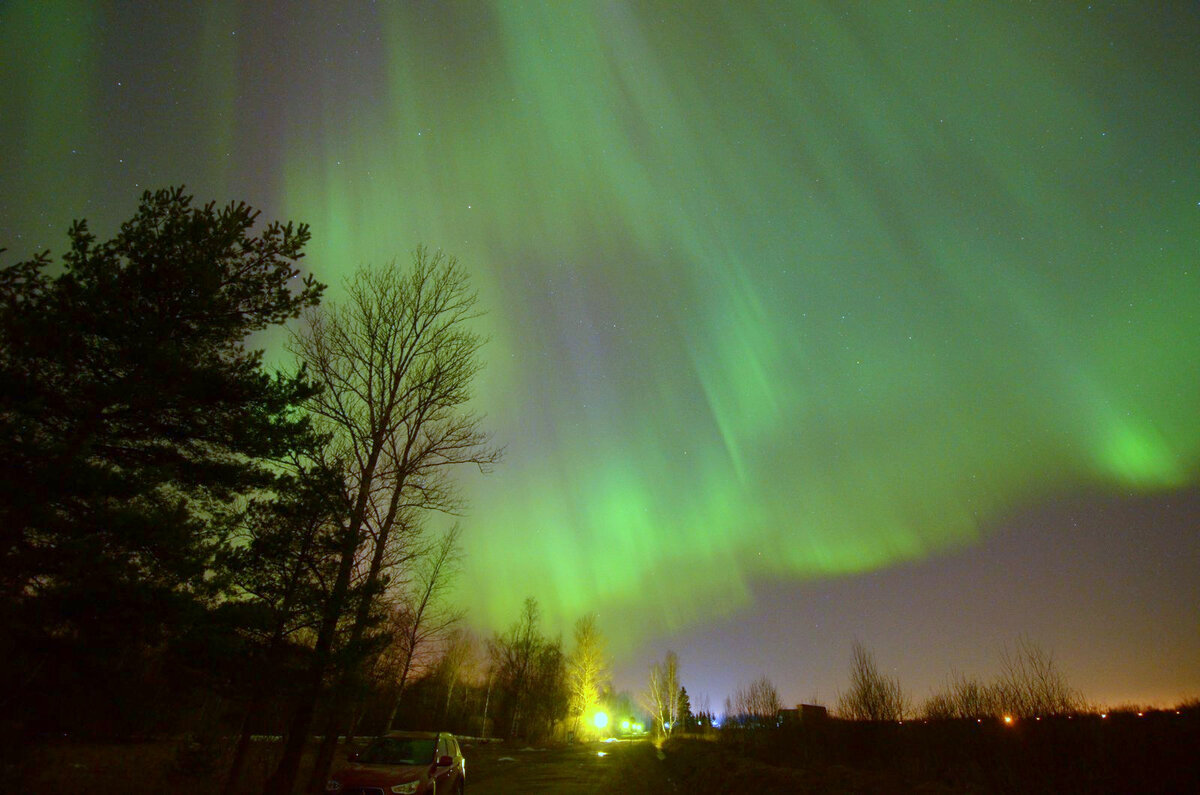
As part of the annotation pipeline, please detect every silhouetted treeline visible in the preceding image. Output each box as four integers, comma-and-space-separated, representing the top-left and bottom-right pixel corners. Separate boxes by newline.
707, 642, 1194, 791
334, 597, 616, 745
681, 708, 1200, 793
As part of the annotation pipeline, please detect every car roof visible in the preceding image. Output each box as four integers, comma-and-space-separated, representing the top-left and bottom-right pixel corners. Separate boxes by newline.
381, 731, 445, 740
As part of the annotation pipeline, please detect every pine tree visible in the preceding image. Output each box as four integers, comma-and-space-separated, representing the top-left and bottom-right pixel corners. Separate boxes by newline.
0, 187, 324, 732
677, 685, 693, 732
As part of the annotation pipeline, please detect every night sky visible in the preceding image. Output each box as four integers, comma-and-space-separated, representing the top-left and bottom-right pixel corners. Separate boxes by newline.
3, 2, 1197, 710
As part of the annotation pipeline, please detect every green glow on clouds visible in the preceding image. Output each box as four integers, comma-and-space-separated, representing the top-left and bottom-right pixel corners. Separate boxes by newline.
3, 2, 1196, 650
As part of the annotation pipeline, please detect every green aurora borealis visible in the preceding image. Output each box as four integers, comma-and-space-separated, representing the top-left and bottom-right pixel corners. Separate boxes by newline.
3, 2, 1198, 703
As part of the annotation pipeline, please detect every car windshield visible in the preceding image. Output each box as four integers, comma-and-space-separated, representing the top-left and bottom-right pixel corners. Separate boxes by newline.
360, 738, 437, 765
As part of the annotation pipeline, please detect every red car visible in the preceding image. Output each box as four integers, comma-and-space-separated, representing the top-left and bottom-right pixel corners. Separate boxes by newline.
325, 731, 466, 795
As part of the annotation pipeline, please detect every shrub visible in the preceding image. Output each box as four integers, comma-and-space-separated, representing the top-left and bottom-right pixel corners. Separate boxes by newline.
992, 637, 1083, 717
836, 642, 909, 721
920, 639, 1084, 720
724, 675, 782, 729
921, 672, 998, 720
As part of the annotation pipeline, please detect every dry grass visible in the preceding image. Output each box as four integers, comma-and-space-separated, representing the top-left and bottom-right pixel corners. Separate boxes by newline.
15, 737, 352, 794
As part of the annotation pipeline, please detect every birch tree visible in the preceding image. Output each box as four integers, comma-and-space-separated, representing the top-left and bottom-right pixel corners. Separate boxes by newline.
642, 651, 680, 738
566, 613, 609, 737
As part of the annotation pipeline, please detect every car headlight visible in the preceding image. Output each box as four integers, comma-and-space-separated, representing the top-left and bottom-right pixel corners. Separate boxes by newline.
390, 782, 419, 794
325, 781, 342, 792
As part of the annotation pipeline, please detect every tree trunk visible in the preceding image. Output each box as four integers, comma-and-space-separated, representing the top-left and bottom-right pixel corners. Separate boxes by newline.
305, 705, 347, 794
262, 659, 322, 795
443, 678, 456, 722
226, 511, 320, 795
344, 699, 366, 745
262, 518, 361, 795
222, 692, 260, 795
305, 491, 402, 793
264, 437, 385, 795
481, 673, 492, 740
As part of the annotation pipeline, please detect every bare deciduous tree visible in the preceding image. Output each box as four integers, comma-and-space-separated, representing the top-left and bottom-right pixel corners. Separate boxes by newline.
920, 639, 1084, 720
526, 639, 569, 740
836, 641, 910, 721
267, 249, 499, 795
642, 651, 680, 738
992, 637, 1083, 718
381, 523, 466, 730
434, 628, 478, 723
488, 597, 566, 740
726, 675, 782, 728
921, 671, 995, 720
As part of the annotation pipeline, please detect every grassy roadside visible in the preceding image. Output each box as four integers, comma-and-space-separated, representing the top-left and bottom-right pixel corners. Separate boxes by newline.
657, 711, 1200, 794
656, 737, 926, 794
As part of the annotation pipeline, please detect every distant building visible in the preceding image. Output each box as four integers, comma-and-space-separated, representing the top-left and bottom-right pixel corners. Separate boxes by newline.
777, 703, 828, 724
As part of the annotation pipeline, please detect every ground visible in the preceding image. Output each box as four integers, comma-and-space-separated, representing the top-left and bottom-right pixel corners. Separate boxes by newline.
16, 715, 1199, 793
15, 737, 673, 794
464, 738, 667, 793
460, 737, 926, 794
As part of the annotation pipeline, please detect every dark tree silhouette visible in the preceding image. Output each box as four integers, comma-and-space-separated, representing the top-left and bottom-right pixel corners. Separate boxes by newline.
267, 249, 498, 795
219, 460, 347, 794
487, 597, 567, 741
0, 187, 324, 734
724, 675, 781, 730
836, 641, 910, 721
677, 685, 693, 732
380, 524, 466, 733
